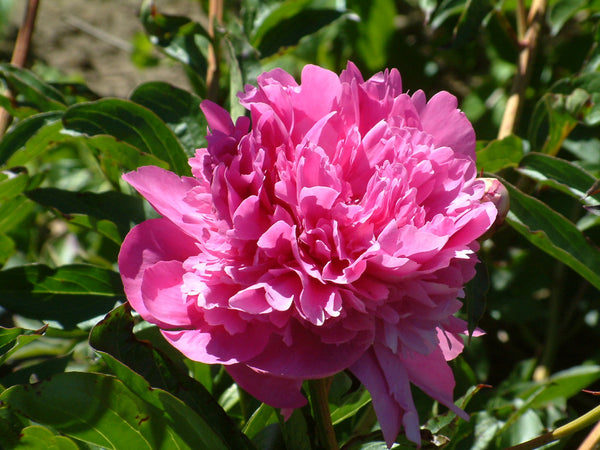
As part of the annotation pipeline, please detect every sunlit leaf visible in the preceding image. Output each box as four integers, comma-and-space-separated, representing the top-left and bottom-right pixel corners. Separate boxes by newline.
0, 234, 15, 266
250, 0, 346, 58
224, 38, 247, 121
90, 304, 255, 450
67, 215, 122, 245
548, 0, 588, 36
529, 73, 600, 155
0, 197, 36, 234
139, 0, 210, 94
0, 371, 229, 449
63, 98, 191, 176
518, 152, 600, 206
501, 177, 600, 290
83, 134, 170, 186
527, 365, 600, 408
350, 0, 396, 71
0, 326, 47, 364
243, 403, 277, 439
0, 64, 66, 112
130, 81, 207, 155
11, 425, 80, 450
0, 112, 63, 166
476, 135, 524, 173
330, 388, 371, 425
0, 171, 29, 201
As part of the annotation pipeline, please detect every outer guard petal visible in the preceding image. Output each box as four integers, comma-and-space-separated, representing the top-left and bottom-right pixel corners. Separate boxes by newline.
226, 363, 306, 409
118, 218, 198, 328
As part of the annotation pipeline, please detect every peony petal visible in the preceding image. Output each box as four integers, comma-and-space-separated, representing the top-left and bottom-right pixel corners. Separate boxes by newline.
123, 166, 208, 240
246, 319, 374, 378
401, 347, 469, 420
119, 218, 198, 326
229, 286, 272, 314
201, 100, 235, 134
415, 91, 476, 160
231, 195, 268, 240
226, 363, 306, 409
140, 260, 194, 328
161, 319, 272, 365
350, 346, 421, 447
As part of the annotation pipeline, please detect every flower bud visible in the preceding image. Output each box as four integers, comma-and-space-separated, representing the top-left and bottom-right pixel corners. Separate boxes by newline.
479, 178, 510, 238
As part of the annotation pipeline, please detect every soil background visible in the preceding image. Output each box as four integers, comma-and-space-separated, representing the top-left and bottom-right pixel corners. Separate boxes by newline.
2, 0, 205, 98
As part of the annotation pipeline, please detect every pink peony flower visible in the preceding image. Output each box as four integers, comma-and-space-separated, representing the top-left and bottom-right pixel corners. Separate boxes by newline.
119, 62, 498, 447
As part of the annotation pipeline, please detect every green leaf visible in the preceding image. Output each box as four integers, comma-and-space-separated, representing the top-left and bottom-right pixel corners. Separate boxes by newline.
0, 93, 39, 119
11, 425, 80, 450
431, 0, 468, 29
25, 188, 145, 238
495, 366, 600, 445
419, 0, 438, 22
224, 38, 246, 121
350, 0, 397, 71
0, 233, 15, 266
89, 304, 255, 450
529, 73, 600, 155
243, 403, 277, 439
498, 409, 544, 448
527, 365, 600, 408
0, 264, 122, 329
531, 90, 587, 155
453, 0, 493, 47
330, 388, 371, 426
0, 404, 28, 447
62, 98, 191, 176
0, 354, 72, 388
476, 134, 524, 173
0, 197, 36, 234
279, 409, 311, 450
67, 215, 122, 245
49, 82, 101, 105
426, 384, 488, 435
0, 64, 66, 112
518, 152, 600, 206
250, 0, 346, 58
0, 326, 47, 362
83, 135, 170, 186
139, 1, 210, 91
0, 371, 228, 449
130, 81, 207, 156
548, 0, 588, 36
0, 171, 29, 201
501, 177, 600, 290
0, 112, 63, 166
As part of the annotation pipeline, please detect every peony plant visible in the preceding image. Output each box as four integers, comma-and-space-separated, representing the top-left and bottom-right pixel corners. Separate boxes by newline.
3, 1, 600, 448
119, 62, 500, 446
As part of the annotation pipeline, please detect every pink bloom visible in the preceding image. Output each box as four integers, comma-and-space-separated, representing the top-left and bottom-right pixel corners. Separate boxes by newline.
119, 62, 497, 446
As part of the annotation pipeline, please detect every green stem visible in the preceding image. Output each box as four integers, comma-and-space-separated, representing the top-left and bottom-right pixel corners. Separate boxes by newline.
308, 378, 339, 450
506, 404, 600, 450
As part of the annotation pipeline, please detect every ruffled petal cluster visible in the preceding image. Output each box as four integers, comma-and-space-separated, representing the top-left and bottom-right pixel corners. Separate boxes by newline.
119, 62, 498, 447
